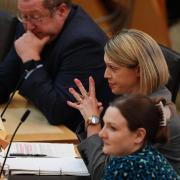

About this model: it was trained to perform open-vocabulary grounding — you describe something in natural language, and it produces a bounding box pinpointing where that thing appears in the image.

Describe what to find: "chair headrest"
[160,44,180,102]
[0,10,18,62]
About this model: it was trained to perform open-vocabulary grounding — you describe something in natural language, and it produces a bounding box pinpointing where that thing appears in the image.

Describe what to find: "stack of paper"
[0,157,89,176]
[0,142,89,176]
[0,142,78,158]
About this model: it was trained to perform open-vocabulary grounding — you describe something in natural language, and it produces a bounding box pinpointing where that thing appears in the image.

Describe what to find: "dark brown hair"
[110,95,169,144]
[43,0,72,11]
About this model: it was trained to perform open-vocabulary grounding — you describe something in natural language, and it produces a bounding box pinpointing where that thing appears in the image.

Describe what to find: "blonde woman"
[67,29,180,178]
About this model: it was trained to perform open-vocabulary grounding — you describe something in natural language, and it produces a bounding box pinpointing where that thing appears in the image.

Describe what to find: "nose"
[99,126,106,138]
[24,21,36,31]
[104,67,110,79]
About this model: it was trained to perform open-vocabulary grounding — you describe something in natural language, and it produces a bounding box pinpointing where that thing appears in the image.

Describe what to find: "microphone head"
[21,110,31,123]
[1,118,6,122]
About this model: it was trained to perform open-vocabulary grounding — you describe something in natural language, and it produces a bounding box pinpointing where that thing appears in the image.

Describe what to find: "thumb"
[97,102,102,107]
[99,106,104,114]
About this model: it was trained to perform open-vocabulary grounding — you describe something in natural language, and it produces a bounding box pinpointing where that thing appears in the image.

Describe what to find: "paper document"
[0,142,77,158]
[0,157,89,176]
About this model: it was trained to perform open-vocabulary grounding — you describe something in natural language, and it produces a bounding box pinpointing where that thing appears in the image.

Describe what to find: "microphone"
[0,109,30,177]
[0,72,26,122]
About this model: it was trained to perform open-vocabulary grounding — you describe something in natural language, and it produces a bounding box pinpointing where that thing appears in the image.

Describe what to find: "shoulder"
[107,145,154,167]
[104,145,179,179]
[150,86,172,102]
[69,5,105,33]
[14,21,25,39]
[149,86,180,120]
[104,145,172,179]
[78,134,103,152]
[104,147,149,179]
[59,5,108,46]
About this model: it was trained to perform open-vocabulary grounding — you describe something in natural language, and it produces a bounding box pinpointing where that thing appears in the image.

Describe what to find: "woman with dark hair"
[83,95,179,180]
[99,95,178,179]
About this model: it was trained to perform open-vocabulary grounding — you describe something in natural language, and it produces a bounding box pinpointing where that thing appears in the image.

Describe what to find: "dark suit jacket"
[0,5,114,131]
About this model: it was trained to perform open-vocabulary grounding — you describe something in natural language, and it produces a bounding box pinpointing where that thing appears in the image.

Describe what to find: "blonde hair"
[104,29,169,95]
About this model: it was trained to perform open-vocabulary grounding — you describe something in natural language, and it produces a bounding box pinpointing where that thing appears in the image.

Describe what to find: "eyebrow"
[104,59,120,66]
[106,63,121,70]
[104,120,118,127]
[17,9,43,14]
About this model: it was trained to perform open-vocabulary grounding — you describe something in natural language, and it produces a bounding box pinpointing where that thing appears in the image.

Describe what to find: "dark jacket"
[0,5,114,131]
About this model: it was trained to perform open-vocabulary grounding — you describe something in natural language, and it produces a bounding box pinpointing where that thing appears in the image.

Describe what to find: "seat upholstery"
[0,10,18,62]
[160,44,180,102]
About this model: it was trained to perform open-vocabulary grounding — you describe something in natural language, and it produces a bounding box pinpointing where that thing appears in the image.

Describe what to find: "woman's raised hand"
[67,76,103,121]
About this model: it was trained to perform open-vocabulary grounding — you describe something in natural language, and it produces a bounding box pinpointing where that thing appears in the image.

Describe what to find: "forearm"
[78,134,108,179]
[19,67,82,129]
[87,124,101,137]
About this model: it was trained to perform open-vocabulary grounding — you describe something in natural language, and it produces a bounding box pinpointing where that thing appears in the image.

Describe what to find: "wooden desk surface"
[0,93,78,143]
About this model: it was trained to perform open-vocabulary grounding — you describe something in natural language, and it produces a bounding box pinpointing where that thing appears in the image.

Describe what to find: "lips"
[36,33,44,39]
[102,139,109,146]
[108,82,115,88]
[31,30,44,39]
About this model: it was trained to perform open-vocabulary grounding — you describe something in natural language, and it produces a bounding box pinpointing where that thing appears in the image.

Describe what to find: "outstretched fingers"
[67,100,80,109]
[68,87,83,103]
[67,87,82,110]
[89,76,96,98]
[74,78,88,98]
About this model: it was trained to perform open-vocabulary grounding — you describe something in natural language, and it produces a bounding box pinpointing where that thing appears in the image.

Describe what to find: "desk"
[0,93,78,143]
[0,94,89,179]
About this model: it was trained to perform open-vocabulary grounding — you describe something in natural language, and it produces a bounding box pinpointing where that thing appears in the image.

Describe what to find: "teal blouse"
[103,145,179,179]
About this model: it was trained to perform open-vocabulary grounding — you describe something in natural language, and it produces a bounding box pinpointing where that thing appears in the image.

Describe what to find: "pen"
[9,153,47,157]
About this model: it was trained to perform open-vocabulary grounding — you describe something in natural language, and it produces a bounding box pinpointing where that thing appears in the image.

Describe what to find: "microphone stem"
[0,121,22,176]
[0,72,26,121]
[1,87,19,121]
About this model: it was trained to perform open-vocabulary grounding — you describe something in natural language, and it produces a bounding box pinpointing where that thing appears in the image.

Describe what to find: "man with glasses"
[0,0,114,131]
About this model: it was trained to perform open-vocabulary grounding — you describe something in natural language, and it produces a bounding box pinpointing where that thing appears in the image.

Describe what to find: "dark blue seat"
[160,45,180,102]
[0,10,17,62]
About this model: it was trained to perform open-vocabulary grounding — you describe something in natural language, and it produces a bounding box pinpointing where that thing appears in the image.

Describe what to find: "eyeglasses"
[17,12,53,24]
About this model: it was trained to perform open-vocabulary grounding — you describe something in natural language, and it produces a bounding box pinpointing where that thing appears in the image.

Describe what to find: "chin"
[102,147,111,155]
[112,89,120,95]
[112,88,126,95]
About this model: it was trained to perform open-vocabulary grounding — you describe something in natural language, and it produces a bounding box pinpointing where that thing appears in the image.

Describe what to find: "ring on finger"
[77,97,83,103]
[79,95,84,100]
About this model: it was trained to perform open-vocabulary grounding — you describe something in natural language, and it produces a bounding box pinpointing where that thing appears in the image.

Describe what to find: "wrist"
[21,55,40,62]
[23,60,43,79]
[85,115,100,129]
[23,59,42,71]
[86,124,101,137]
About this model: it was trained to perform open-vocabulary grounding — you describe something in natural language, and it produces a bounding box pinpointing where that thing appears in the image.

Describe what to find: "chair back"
[0,10,18,62]
[160,45,180,102]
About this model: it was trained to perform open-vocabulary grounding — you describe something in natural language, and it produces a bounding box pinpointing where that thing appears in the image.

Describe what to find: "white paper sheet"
[0,142,77,158]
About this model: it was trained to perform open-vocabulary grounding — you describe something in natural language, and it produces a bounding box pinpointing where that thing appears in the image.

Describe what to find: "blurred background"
[0,0,180,110]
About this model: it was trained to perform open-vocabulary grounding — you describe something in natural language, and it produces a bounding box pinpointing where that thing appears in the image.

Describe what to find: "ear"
[134,128,146,144]
[135,66,140,78]
[56,3,69,17]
